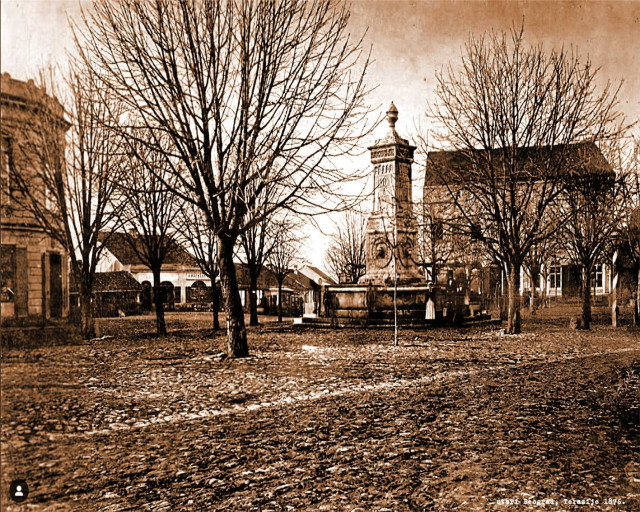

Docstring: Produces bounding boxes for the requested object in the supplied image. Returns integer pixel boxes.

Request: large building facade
[423,142,620,303]
[1,73,70,324]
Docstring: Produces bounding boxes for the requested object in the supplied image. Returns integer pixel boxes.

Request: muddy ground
[1,313,638,511]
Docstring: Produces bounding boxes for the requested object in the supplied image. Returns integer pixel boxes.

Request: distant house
[300,265,337,288]
[96,232,283,312]
[95,231,338,316]
[235,263,277,311]
[97,231,208,308]
[285,266,336,316]
[240,265,337,317]
[70,271,142,318]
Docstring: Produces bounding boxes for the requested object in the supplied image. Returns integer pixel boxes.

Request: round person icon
[10,479,29,503]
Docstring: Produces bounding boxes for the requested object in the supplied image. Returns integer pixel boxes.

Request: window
[0,245,16,303]
[425,265,434,283]
[186,281,211,303]
[548,266,561,290]
[591,266,604,289]
[1,138,13,204]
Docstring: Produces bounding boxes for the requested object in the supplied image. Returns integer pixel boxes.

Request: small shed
[71,271,142,317]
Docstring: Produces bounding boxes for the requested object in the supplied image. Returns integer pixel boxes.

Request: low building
[70,271,142,318]
[96,231,276,312]
[1,73,70,324]
[262,266,338,317]
[97,231,207,308]
[235,263,277,312]
[95,230,338,317]
[298,265,337,315]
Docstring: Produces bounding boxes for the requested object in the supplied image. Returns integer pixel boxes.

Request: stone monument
[360,102,422,284]
[324,103,434,323]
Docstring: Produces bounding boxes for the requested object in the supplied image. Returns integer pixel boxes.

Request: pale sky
[2,0,639,271]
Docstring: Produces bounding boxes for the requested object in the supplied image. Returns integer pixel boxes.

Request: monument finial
[387,101,398,128]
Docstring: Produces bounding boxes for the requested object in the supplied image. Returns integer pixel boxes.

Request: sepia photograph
[1,0,639,510]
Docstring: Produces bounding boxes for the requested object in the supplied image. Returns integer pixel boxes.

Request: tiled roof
[284,271,317,292]
[71,271,142,293]
[300,265,337,286]
[235,263,278,288]
[94,271,142,292]
[424,141,612,186]
[99,231,196,267]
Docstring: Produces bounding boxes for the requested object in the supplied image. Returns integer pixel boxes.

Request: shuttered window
[0,244,16,303]
[15,247,29,315]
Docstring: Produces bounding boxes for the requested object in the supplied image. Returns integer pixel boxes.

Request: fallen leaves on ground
[1,314,638,511]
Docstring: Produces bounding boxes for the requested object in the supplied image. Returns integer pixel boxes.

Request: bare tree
[423,26,624,333]
[5,65,126,338]
[324,211,366,284]
[556,145,629,329]
[75,0,374,356]
[522,222,559,314]
[114,138,182,336]
[609,135,640,326]
[238,196,279,326]
[268,217,306,323]
[629,205,640,326]
[178,202,221,331]
[415,186,469,285]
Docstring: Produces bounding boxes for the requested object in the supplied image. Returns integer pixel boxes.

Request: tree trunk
[499,268,508,321]
[431,256,438,285]
[248,273,259,326]
[581,265,592,330]
[79,278,95,339]
[529,269,539,316]
[635,267,639,327]
[152,268,167,336]
[219,235,248,357]
[211,284,220,331]
[540,270,548,309]
[506,263,521,334]
[277,280,283,323]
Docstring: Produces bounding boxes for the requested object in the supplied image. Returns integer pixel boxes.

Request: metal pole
[612,251,619,327]
[393,243,398,346]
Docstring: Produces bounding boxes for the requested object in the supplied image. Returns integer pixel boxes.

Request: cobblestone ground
[1,314,638,511]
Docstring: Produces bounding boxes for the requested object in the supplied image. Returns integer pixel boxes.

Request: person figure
[323,290,332,318]
[425,297,435,320]
[366,283,375,317]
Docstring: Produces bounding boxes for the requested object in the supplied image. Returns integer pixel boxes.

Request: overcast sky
[2,0,639,270]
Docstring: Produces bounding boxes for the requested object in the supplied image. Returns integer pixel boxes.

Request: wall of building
[1,73,69,323]
[520,262,610,299]
[132,269,212,305]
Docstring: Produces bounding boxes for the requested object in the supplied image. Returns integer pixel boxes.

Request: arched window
[160,281,175,308]
[140,281,152,310]
[187,280,210,303]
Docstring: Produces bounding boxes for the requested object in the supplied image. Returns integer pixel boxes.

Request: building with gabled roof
[96,231,208,307]
[423,142,616,301]
[424,141,612,187]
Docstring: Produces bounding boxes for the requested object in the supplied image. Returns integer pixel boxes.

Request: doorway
[49,253,63,318]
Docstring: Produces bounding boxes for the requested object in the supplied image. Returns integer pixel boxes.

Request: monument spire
[387,101,398,128]
[360,102,422,284]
